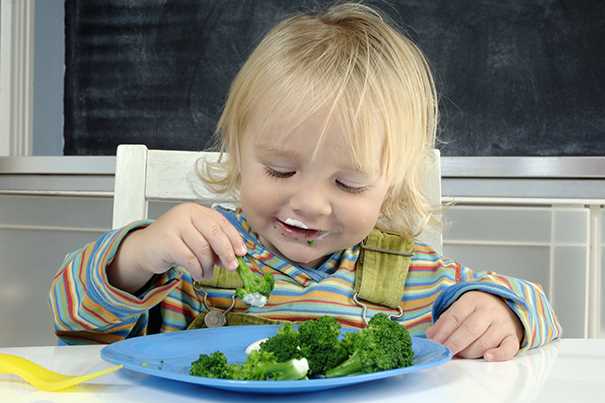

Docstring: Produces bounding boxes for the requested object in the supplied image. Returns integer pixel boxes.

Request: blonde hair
[201,2,438,239]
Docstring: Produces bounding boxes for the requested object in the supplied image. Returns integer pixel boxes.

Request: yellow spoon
[0,353,122,392]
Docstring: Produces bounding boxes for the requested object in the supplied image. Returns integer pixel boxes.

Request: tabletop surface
[1,338,604,403]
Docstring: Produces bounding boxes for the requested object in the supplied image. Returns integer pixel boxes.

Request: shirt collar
[217,206,358,286]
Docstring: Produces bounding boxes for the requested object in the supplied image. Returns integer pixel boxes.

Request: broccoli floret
[231,351,309,381]
[259,322,303,362]
[325,313,414,378]
[190,350,308,381]
[297,316,348,376]
[340,330,362,356]
[234,256,275,307]
[190,351,232,378]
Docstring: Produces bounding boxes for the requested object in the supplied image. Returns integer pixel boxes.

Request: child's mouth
[275,218,326,241]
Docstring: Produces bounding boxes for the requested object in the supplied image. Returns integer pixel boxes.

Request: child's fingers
[438,309,490,356]
[426,299,475,346]
[456,323,500,359]
[214,213,247,256]
[191,217,239,272]
[180,226,215,278]
[170,240,204,281]
[483,334,520,362]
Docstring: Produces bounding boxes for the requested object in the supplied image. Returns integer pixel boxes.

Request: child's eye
[264,166,295,179]
[336,180,368,194]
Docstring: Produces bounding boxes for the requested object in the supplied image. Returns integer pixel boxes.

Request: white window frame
[0,0,35,156]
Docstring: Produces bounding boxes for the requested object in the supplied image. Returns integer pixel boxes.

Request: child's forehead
[250,118,348,157]
[249,109,332,142]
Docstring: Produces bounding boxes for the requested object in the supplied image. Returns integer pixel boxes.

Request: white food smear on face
[243,293,267,307]
[316,232,329,240]
[284,217,330,240]
[284,218,309,229]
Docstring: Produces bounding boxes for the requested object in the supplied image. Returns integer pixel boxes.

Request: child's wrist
[107,229,152,293]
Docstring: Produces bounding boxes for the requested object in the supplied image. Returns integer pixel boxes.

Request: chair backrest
[112,144,442,253]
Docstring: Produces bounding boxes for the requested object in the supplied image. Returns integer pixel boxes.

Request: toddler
[50,2,560,361]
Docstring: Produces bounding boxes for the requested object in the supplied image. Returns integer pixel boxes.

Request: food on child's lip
[189,314,414,381]
[235,256,274,307]
[276,218,329,241]
[284,218,309,229]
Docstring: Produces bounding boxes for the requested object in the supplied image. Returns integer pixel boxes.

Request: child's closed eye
[263,166,295,179]
[263,166,368,194]
[335,180,368,194]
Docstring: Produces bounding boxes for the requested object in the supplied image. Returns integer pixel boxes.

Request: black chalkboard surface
[64,0,605,156]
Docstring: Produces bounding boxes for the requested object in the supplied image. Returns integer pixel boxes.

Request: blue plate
[101,325,451,394]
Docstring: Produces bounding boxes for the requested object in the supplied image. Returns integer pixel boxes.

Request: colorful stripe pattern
[49,208,561,350]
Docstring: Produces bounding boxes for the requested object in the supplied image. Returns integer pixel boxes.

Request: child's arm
[49,221,184,343]
[49,203,247,344]
[404,245,561,360]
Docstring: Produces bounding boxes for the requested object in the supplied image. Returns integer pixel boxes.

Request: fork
[0,353,122,392]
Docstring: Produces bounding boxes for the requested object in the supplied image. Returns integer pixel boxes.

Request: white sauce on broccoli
[243,292,267,307]
[245,338,269,355]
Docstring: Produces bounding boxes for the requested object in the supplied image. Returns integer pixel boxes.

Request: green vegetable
[231,351,309,381]
[190,350,308,381]
[324,313,414,378]
[190,315,414,381]
[190,351,232,379]
[259,317,348,376]
[340,330,362,357]
[234,256,275,307]
[298,316,348,376]
[259,322,303,362]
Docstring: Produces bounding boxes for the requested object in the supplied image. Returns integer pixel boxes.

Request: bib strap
[354,229,414,309]
[193,266,243,290]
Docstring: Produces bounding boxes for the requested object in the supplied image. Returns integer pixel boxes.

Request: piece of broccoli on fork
[234,256,274,307]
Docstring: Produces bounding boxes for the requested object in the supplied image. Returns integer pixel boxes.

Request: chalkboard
[64,0,605,156]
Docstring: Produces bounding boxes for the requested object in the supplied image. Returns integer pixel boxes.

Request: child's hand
[107,203,247,293]
[425,291,524,361]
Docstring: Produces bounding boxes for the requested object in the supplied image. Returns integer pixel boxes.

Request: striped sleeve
[48,220,183,344]
[422,248,562,351]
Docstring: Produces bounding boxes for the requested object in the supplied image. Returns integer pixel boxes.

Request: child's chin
[277,243,324,265]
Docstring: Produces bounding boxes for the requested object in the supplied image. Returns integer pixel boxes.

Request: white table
[1,339,603,403]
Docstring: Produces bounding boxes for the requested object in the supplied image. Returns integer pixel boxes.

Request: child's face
[239,111,390,267]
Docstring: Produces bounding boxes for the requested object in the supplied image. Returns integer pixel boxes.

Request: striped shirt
[49,207,561,350]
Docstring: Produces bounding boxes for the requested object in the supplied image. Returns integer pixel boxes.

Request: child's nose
[288,182,332,217]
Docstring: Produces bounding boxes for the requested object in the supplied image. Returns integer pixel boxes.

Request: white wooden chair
[112,144,443,253]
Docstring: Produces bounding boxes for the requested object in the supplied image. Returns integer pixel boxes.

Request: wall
[32,0,63,155]
[62,0,605,156]
[23,2,605,156]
